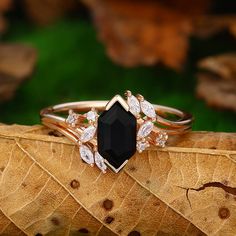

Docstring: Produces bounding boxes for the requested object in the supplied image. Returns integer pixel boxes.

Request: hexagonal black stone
[97,102,137,170]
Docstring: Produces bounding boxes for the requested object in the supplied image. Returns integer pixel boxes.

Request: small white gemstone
[66,112,78,127]
[80,126,96,142]
[79,145,94,165]
[127,95,141,116]
[95,152,107,172]
[137,121,154,138]
[86,110,97,122]
[137,140,150,153]
[156,132,168,147]
[140,100,156,118]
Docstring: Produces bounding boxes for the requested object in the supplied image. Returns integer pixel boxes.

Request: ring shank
[41,100,193,130]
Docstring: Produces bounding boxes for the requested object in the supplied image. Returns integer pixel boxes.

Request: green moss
[0,18,235,132]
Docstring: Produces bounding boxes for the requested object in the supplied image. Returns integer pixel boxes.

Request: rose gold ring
[40,90,193,173]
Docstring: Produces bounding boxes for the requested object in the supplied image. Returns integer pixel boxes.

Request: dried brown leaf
[197,54,236,112]
[194,15,236,39]
[23,0,80,26]
[198,54,236,80]
[83,0,210,70]
[0,44,37,102]
[0,0,11,12]
[0,0,11,34]
[197,73,236,112]
[0,125,236,235]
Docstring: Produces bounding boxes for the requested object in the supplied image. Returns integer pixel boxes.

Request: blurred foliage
[0,18,235,131]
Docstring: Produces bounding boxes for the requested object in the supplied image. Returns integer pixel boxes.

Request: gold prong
[136,94,144,101]
[105,95,129,111]
[125,90,132,97]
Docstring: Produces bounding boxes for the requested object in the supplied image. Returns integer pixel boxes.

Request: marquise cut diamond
[80,126,96,143]
[140,100,156,118]
[127,95,141,116]
[137,121,154,138]
[95,152,107,172]
[79,145,94,165]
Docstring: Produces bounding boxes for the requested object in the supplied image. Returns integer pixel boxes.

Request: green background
[1,18,236,132]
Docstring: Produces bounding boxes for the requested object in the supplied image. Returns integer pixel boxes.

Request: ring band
[40,90,193,173]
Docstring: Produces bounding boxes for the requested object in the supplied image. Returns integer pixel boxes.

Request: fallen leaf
[197,54,236,112]
[198,54,236,80]
[0,125,236,235]
[197,73,236,112]
[23,0,80,26]
[194,15,236,39]
[0,0,11,34]
[0,44,37,102]
[83,0,210,70]
[0,0,11,12]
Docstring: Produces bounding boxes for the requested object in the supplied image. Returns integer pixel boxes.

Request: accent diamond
[137,140,150,153]
[140,100,156,118]
[156,132,168,147]
[79,145,94,165]
[66,111,78,127]
[137,121,154,138]
[80,126,96,142]
[86,110,97,122]
[127,95,141,116]
[95,152,107,172]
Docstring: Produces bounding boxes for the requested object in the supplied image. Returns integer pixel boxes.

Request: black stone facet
[97,102,137,170]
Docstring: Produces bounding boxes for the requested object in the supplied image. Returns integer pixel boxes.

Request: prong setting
[53,90,171,172]
[66,110,79,127]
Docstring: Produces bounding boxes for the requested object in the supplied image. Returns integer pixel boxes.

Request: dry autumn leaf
[0,44,37,102]
[82,0,210,69]
[23,0,80,26]
[197,54,236,112]
[193,15,236,39]
[0,0,11,33]
[0,125,236,235]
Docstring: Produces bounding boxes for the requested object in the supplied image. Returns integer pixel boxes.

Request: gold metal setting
[40,90,193,173]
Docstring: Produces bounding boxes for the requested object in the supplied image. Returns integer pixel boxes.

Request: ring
[40,90,193,173]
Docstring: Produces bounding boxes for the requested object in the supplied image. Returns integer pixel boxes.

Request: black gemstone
[97,102,137,170]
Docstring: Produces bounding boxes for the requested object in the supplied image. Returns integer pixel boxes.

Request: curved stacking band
[40,91,193,173]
